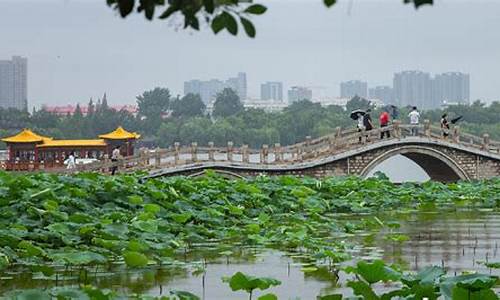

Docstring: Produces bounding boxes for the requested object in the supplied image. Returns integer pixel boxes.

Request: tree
[137,88,171,119]
[345,96,373,113]
[31,108,60,129]
[171,93,206,118]
[137,87,171,135]
[213,88,244,118]
[106,0,432,38]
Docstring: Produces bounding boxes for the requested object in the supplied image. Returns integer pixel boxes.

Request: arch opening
[188,169,245,180]
[362,146,469,183]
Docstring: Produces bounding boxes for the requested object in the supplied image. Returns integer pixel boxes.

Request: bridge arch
[360,145,470,182]
[187,169,246,180]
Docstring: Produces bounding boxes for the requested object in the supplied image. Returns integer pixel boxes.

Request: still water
[1,211,498,299]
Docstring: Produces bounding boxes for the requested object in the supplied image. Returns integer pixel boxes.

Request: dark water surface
[1,210,499,299]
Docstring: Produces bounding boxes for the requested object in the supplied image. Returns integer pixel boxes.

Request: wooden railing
[38,119,497,175]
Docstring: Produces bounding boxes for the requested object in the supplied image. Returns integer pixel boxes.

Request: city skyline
[0,54,473,110]
[1,1,499,107]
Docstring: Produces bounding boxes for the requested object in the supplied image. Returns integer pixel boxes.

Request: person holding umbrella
[350,109,366,143]
[440,113,450,139]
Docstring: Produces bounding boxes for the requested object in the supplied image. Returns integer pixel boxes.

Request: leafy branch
[106,0,433,38]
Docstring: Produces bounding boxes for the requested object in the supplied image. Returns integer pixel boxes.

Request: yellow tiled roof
[99,126,140,140]
[37,139,107,148]
[1,129,52,143]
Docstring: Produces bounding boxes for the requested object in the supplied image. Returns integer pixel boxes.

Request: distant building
[393,71,433,109]
[369,86,393,104]
[432,72,470,106]
[0,56,28,111]
[260,82,283,101]
[243,98,288,112]
[340,80,368,98]
[42,104,138,116]
[226,72,247,101]
[288,86,312,103]
[184,72,247,104]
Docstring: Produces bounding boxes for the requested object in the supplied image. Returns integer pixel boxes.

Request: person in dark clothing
[441,113,450,139]
[362,109,374,142]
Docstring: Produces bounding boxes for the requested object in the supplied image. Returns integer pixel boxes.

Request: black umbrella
[350,109,366,120]
[451,116,463,124]
[384,105,398,119]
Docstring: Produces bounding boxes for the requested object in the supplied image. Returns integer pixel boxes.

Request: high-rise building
[226,72,247,101]
[0,56,27,111]
[260,82,283,101]
[369,86,393,104]
[184,72,247,104]
[432,72,470,106]
[288,86,312,103]
[393,71,432,109]
[340,80,368,98]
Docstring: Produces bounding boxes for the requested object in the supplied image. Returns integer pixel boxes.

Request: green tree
[171,93,206,118]
[345,96,373,113]
[137,87,171,135]
[137,88,171,120]
[31,108,60,129]
[213,88,244,118]
[156,121,179,148]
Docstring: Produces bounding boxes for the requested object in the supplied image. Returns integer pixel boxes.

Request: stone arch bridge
[70,121,500,182]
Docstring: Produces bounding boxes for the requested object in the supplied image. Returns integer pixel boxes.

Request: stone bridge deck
[60,121,500,181]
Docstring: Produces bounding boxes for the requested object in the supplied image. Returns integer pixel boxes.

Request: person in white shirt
[111,146,121,175]
[66,152,76,169]
[408,106,420,136]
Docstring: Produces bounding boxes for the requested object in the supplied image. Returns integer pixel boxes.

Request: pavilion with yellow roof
[1,126,140,170]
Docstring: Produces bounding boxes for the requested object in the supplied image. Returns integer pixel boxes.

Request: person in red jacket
[379,111,391,139]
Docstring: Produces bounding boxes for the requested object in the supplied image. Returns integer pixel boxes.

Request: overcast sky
[0,0,499,107]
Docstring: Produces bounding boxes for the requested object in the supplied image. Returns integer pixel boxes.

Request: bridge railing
[55,120,499,175]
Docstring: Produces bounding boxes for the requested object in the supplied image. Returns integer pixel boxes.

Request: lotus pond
[0,171,498,299]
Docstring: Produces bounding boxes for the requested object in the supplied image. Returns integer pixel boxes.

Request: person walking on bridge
[408,106,420,136]
[363,109,374,142]
[441,113,450,139]
[379,110,391,139]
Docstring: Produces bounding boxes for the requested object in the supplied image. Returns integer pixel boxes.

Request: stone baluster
[361,128,367,144]
[155,147,161,167]
[174,142,180,165]
[393,120,401,139]
[334,127,342,149]
[191,142,198,162]
[242,145,249,163]
[452,126,460,143]
[208,142,215,161]
[261,144,269,164]
[482,134,490,150]
[140,148,148,167]
[424,119,431,137]
[274,143,282,163]
[305,136,312,157]
[227,141,233,162]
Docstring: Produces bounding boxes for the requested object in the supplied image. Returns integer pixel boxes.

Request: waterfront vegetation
[0,171,498,298]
